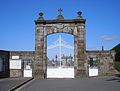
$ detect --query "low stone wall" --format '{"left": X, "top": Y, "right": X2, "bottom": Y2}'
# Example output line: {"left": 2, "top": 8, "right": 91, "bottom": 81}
{"left": 10, "top": 51, "right": 34, "bottom": 77}
{"left": 10, "top": 69, "right": 22, "bottom": 77}
{"left": 10, "top": 51, "right": 34, "bottom": 60}
{"left": 9, "top": 50, "right": 117, "bottom": 78}
{"left": 86, "top": 50, "right": 117, "bottom": 76}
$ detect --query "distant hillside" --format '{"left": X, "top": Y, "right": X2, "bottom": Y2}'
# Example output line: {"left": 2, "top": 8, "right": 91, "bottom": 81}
{"left": 111, "top": 43, "right": 120, "bottom": 61}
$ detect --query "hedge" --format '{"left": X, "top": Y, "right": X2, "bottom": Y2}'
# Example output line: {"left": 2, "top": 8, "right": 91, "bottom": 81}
{"left": 115, "top": 61, "right": 120, "bottom": 72}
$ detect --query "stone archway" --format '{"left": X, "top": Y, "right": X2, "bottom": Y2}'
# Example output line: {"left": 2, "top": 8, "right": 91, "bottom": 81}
{"left": 33, "top": 9, "right": 87, "bottom": 78}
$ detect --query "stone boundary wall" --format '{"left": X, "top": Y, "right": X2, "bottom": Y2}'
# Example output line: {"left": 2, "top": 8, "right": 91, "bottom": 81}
{"left": 10, "top": 51, "right": 34, "bottom": 77}
{"left": 86, "top": 50, "right": 117, "bottom": 76}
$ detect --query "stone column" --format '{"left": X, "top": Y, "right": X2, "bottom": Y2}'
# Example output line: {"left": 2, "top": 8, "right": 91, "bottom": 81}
{"left": 43, "top": 28, "right": 47, "bottom": 78}
{"left": 33, "top": 26, "right": 44, "bottom": 79}
{"left": 76, "top": 24, "right": 87, "bottom": 78}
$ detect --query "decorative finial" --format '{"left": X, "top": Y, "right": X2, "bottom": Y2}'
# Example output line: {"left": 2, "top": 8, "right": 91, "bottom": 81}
{"left": 38, "top": 12, "right": 44, "bottom": 20}
{"left": 39, "top": 12, "right": 44, "bottom": 17}
{"left": 77, "top": 11, "right": 83, "bottom": 19}
{"left": 58, "top": 8, "right": 62, "bottom": 15}
{"left": 77, "top": 11, "right": 82, "bottom": 16}
{"left": 56, "top": 8, "right": 64, "bottom": 20}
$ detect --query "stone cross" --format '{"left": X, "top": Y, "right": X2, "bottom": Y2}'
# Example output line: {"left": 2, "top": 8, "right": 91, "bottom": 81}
{"left": 58, "top": 8, "right": 62, "bottom": 15}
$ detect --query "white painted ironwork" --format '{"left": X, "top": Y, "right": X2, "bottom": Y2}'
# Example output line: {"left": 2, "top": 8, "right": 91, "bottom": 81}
{"left": 47, "top": 67, "right": 74, "bottom": 78}
{"left": 47, "top": 35, "right": 74, "bottom": 78}
{"left": 47, "top": 35, "right": 74, "bottom": 67}
{"left": 24, "top": 69, "right": 32, "bottom": 77}
{"left": 47, "top": 35, "right": 74, "bottom": 49}
{"left": 89, "top": 65, "right": 98, "bottom": 76}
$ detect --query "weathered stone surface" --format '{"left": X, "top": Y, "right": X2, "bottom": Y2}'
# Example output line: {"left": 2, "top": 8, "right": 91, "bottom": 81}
{"left": 10, "top": 51, "right": 34, "bottom": 59}
{"left": 10, "top": 69, "right": 22, "bottom": 77}
{"left": 76, "top": 68, "right": 87, "bottom": 78}
{"left": 10, "top": 51, "right": 34, "bottom": 77}
{"left": 5, "top": 10, "right": 117, "bottom": 78}
{"left": 86, "top": 51, "right": 117, "bottom": 76}
{"left": 34, "top": 19, "right": 87, "bottom": 78}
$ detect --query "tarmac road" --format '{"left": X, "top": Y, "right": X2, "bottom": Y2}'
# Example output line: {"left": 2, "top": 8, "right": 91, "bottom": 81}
{"left": 0, "top": 78, "right": 32, "bottom": 91}
{"left": 18, "top": 76, "right": 120, "bottom": 91}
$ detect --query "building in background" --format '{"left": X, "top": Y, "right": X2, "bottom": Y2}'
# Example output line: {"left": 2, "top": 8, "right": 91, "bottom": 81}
{"left": 0, "top": 50, "right": 9, "bottom": 78}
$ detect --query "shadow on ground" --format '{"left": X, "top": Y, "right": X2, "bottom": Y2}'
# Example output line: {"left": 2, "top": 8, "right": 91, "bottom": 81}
{"left": 106, "top": 74, "right": 120, "bottom": 82}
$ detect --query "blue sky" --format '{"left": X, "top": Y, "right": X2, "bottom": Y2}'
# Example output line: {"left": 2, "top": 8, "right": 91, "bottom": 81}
{"left": 0, "top": 0, "right": 120, "bottom": 51}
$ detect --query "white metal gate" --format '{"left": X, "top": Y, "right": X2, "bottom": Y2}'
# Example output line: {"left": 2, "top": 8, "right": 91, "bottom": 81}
{"left": 89, "top": 67, "right": 98, "bottom": 76}
{"left": 47, "top": 67, "right": 74, "bottom": 78}
{"left": 47, "top": 34, "right": 74, "bottom": 78}
{"left": 23, "top": 59, "right": 32, "bottom": 77}
{"left": 88, "top": 57, "right": 98, "bottom": 76}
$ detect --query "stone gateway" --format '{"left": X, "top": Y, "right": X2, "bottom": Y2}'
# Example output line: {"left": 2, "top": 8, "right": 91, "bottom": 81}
{"left": 33, "top": 9, "right": 116, "bottom": 78}
{"left": 0, "top": 9, "right": 117, "bottom": 78}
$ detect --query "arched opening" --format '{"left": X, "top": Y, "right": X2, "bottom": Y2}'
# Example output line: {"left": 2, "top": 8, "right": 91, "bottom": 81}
{"left": 46, "top": 33, "right": 74, "bottom": 78}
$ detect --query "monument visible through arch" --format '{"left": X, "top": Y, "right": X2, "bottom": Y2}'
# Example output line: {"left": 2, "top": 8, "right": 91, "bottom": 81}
{"left": 33, "top": 9, "right": 86, "bottom": 78}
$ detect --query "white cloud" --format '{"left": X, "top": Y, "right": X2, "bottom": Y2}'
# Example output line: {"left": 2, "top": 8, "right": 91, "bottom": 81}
{"left": 100, "top": 35, "right": 118, "bottom": 41}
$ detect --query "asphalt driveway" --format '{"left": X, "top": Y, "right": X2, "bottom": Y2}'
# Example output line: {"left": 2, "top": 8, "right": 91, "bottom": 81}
{"left": 0, "top": 77, "right": 32, "bottom": 91}
{"left": 18, "top": 76, "right": 120, "bottom": 91}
